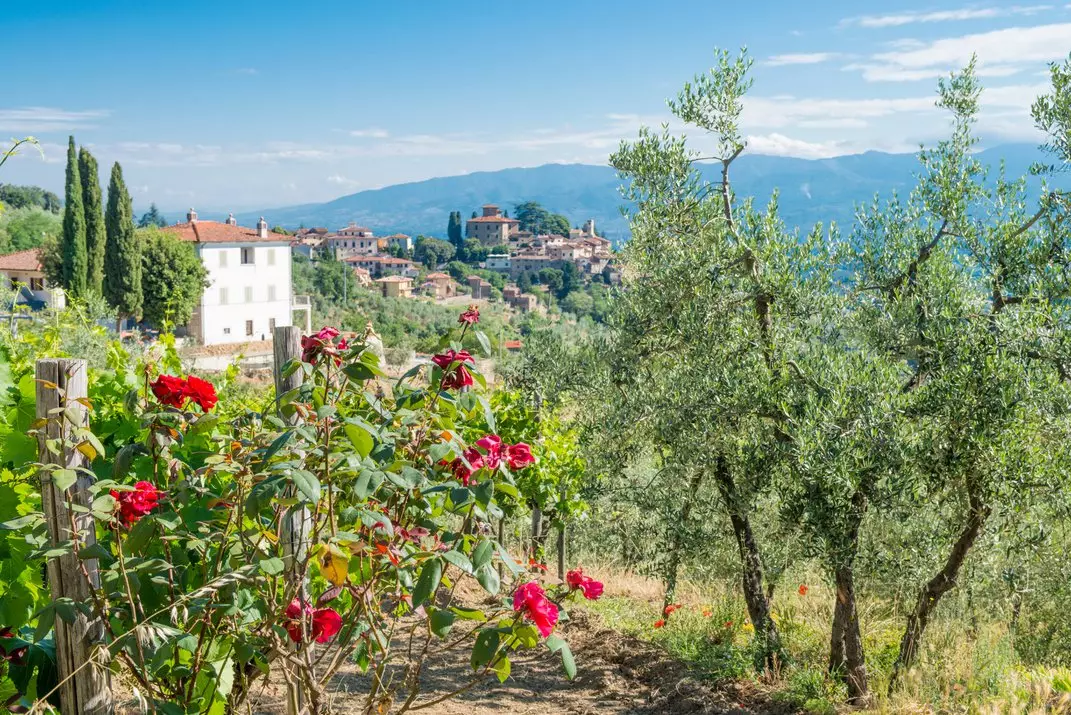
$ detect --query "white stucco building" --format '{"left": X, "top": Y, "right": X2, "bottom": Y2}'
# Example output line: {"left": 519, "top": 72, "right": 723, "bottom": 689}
{"left": 164, "top": 210, "right": 309, "bottom": 346}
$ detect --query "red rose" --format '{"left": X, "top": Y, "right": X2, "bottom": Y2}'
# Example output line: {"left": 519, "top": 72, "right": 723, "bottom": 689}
{"left": 285, "top": 599, "right": 343, "bottom": 644}
{"left": 431, "top": 350, "right": 475, "bottom": 390}
{"left": 505, "top": 443, "right": 535, "bottom": 469}
{"left": 458, "top": 306, "right": 480, "bottom": 326}
{"left": 474, "top": 435, "right": 504, "bottom": 469}
{"left": 301, "top": 335, "right": 325, "bottom": 364}
{"left": 315, "top": 326, "right": 340, "bottom": 342}
{"left": 110, "top": 481, "right": 161, "bottom": 526}
{"left": 512, "top": 582, "right": 559, "bottom": 638}
{"left": 151, "top": 375, "right": 188, "bottom": 408}
{"left": 184, "top": 375, "right": 218, "bottom": 411}
{"left": 565, "top": 568, "right": 604, "bottom": 600}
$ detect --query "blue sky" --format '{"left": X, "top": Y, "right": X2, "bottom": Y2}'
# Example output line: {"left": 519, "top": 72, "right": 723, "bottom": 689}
{"left": 2, "top": 0, "right": 1069, "bottom": 213}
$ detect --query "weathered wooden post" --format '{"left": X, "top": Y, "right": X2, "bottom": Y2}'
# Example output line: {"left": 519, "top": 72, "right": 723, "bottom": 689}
{"left": 273, "top": 326, "right": 311, "bottom": 715}
{"left": 36, "top": 358, "right": 114, "bottom": 715}
{"left": 556, "top": 525, "right": 566, "bottom": 582}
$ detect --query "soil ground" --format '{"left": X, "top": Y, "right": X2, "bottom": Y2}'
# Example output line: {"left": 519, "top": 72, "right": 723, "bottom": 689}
{"left": 242, "top": 608, "right": 796, "bottom": 715}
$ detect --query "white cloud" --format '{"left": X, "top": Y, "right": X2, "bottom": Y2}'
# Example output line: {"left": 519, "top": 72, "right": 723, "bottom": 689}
{"left": 0, "top": 107, "right": 110, "bottom": 132}
{"left": 745, "top": 133, "right": 851, "bottom": 159}
{"left": 350, "top": 128, "right": 390, "bottom": 138}
{"left": 326, "top": 174, "right": 361, "bottom": 188}
{"left": 842, "top": 5, "right": 1053, "bottom": 28}
{"left": 851, "top": 22, "right": 1071, "bottom": 82}
{"left": 766, "top": 52, "right": 843, "bottom": 66}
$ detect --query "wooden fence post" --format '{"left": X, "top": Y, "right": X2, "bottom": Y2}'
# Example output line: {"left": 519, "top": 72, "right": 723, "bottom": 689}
{"left": 273, "top": 326, "right": 311, "bottom": 715}
{"left": 557, "top": 524, "right": 566, "bottom": 582}
{"left": 36, "top": 358, "right": 114, "bottom": 715}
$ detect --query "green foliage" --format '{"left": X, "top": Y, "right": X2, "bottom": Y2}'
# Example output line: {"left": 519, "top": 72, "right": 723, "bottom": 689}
{"left": 0, "top": 208, "right": 60, "bottom": 253}
{"left": 413, "top": 235, "right": 455, "bottom": 267}
{"left": 138, "top": 227, "right": 207, "bottom": 328}
{"left": 137, "top": 202, "right": 167, "bottom": 229}
{"left": 61, "top": 137, "right": 87, "bottom": 296}
{"left": 78, "top": 148, "right": 106, "bottom": 294}
{"left": 514, "top": 201, "right": 570, "bottom": 237}
{"left": 447, "top": 210, "right": 463, "bottom": 248}
{"left": 0, "top": 185, "right": 60, "bottom": 214}
{"left": 104, "top": 162, "right": 143, "bottom": 320}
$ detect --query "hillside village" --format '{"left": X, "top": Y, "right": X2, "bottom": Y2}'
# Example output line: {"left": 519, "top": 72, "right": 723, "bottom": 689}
{"left": 0, "top": 191, "right": 618, "bottom": 366}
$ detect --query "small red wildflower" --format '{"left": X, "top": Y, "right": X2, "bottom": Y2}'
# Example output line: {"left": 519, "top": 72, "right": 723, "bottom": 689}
{"left": 653, "top": 619, "right": 666, "bottom": 628}
{"left": 798, "top": 584, "right": 809, "bottom": 596}
{"left": 702, "top": 609, "right": 713, "bottom": 617}
{"left": 527, "top": 558, "right": 548, "bottom": 572}
{"left": 724, "top": 620, "right": 733, "bottom": 628}
{"left": 458, "top": 305, "right": 480, "bottom": 326}
{"left": 110, "top": 481, "right": 162, "bottom": 526}
{"left": 663, "top": 603, "right": 682, "bottom": 616}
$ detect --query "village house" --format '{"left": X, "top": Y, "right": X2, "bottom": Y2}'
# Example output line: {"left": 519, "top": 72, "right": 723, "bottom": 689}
{"left": 163, "top": 210, "right": 307, "bottom": 346}
{"left": 343, "top": 255, "right": 417, "bottom": 278}
{"left": 502, "top": 285, "right": 538, "bottom": 313}
{"left": 382, "top": 233, "right": 414, "bottom": 254}
{"left": 510, "top": 252, "right": 555, "bottom": 279}
{"left": 423, "top": 271, "right": 457, "bottom": 299}
{"left": 376, "top": 275, "right": 413, "bottom": 299}
{"left": 0, "top": 248, "right": 65, "bottom": 310}
{"left": 468, "top": 275, "right": 493, "bottom": 300}
{"left": 485, "top": 254, "right": 511, "bottom": 273}
{"left": 466, "top": 204, "right": 519, "bottom": 246}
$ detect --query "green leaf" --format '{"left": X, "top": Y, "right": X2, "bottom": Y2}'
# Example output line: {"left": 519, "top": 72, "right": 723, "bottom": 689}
{"left": 290, "top": 470, "right": 321, "bottom": 505}
{"left": 258, "top": 557, "right": 285, "bottom": 575}
{"left": 474, "top": 563, "right": 500, "bottom": 595}
{"left": 442, "top": 550, "right": 473, "bottom": 575}
{"left": 477, "top": 394, "right": 496, "bottom": 433}
{"left": 490, "top": 654, "right": 511, "bottom": 683}
{"left": 475, "top": 330, "right": 492, "bottom": 357}
{"left": 450, "top": 487, "right": 471, "bottom": 507}
{"left": 473, "top": 479, "right": 494, "bottom": 507}
{"left": 411, "top": 558, "right": 443, "bottom": 606}
{"left": 450, "top": 606, "right": 486, "bottom": 621}
{"left": 545, "top": 635, "right": 576, "bottom": 679}
{"left": 258, "top": 430, "right": 294, "bottom": 470}
{"left": 429, "top": 608, "right": 456, "bottom": 639}
{"left": 471, "top": 540, "right": 494, "bottom": 570}
{"left": 51, "top": 469, "right": 77, "bottom": 492}
{"left": 344, "top": 424, "right": 374, "bottom": 458}
{"left": 343, "top": 362, "right": 376, "bottom": 382}
{"left": 471, "top": 629, "right": 500, "bottom": 670}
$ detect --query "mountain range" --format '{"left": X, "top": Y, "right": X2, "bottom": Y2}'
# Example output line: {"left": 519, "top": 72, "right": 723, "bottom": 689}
{"left": 230, "top": 144, "right": 1060, "bottom": 243}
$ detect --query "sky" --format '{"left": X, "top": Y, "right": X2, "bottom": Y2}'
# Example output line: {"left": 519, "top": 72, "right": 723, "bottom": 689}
{"left": 2, "top": 0, "right": 1069, "bottom": 213}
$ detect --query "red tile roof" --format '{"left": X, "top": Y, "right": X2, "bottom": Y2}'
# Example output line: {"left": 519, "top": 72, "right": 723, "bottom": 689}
{"left": 163, "top": 221, "right": 291, "bottom": 244}
{"left": 376, "top": 275, "right": 412, "bottom": 283}
{"left": 0, "top": 248, "right": 43, "bottom": 272}
{"left": 425, "top": 272, "right": 451, "bottom": 279}
{"left": 343, "top": 256, "right": 413, "bottom": 265}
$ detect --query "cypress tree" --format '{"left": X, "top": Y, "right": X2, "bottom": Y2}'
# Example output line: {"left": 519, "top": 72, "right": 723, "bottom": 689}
{"left": 62, "top": 136, "right": 88, "bottom": 296}
{"left": 104, "top": 162, "right": 143, "bottom": 325}
{"left": 79, "top": 147, "right": 106, "bottom": 294}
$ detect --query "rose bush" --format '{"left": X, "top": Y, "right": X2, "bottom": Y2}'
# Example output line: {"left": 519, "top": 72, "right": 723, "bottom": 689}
{"left": 1, "top": 309, "right": 593, "bottom": 713}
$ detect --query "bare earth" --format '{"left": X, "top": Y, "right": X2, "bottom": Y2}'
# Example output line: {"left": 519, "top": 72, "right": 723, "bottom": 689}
{"left": 244, "top": 609, "right": 795, "bottom": 715}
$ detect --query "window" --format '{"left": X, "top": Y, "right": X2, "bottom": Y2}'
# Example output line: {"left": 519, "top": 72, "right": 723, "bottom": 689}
{"left": 223, "top": 327, "right": 231, "bottom": 335}
{"left": 220, "top": 287, "right": 229, "bottom": 305}
{"left": 267, "top": 248, "right": 276, "bottom": 266}
{"left": 219, "top": 251, "right": 228, "bottom": 267}
{"left": 241, "top": 247, "right": 255, "bottom": 265}
{"left": 269, "top": 318, "right": 277, "bottom": 333}
{"left": 30, "top": 277, "right": 44, "bottom": 291}
{"left": 244, "top": 287, "right": 253, "bottom": 303}
{"left": 267, "top": 285, "right": 277, "bottom": 301}
{"left": 245, "top": 320, "right": 254, "bottom": 336}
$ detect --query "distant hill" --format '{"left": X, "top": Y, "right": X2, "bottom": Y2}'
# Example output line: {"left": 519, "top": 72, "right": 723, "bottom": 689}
{"left": 232, "top": 144, "right": 1059, "bottom": 243}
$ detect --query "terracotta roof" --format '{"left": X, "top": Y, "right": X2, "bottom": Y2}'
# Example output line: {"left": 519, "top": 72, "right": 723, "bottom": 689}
{"left": 425, "top": 272, "right": 451, "bottom": 279}
{"left": 383, "top": 233, "right": 411, "bottom": 239}
{"left": 163, "top": 221, "right": 290, "bottom": 244}
{"left": 466, "top": 216, "right": 519, "bottom": 224}
{"left": 0, "top": 248, "right": 43, "bottom": 272}
{"left": 376, "top": 275, "right": 412, "bottom": 283}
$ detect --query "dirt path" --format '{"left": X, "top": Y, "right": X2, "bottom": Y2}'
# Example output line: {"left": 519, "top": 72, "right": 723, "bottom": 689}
{"left": 247, "top": 610, "right": 794, "bottom": 715}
